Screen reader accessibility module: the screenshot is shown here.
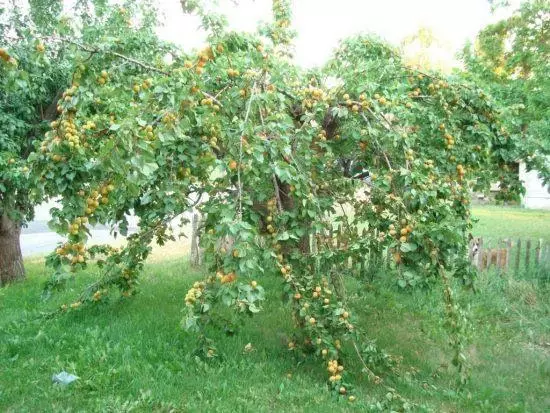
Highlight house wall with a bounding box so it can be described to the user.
[519,162,550,209]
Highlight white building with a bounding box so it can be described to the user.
[519,161,550,209]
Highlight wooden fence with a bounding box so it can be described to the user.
[189,216,550,279]
[469,237,550,275]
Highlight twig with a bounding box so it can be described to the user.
[360,112,393,170]
[272,174,284,212]
[214,84,230,99]
[363,106,394,131]
[109,50,170,75]
[352,340,378,381]
[44,36,171,75]
[202,91,223,107]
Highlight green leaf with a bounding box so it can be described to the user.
[400,243,418,252]
[248,303,261,313]
[141,162,159,177]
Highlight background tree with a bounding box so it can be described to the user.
[461,0,550,188]
[400,26,451,73]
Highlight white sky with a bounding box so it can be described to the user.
[155,0,516,68]
[3,0,518,68]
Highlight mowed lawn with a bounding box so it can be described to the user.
[0,206,549,412]
[472,205,550,244]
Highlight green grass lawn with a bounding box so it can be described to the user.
[472,205,550,244]
[1,206,549,412]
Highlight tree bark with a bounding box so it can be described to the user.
[0,214,25,286]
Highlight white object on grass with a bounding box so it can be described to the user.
[52,371,79,385]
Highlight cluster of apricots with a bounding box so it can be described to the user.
[217,271,237,284]
[388,218,414,244]
[193,44,224,74]
[0,47,17,65]
[51,110,81,149]
[81,183,113,216]
[327,359,345,382]
[97,69,109,85]
[299,85,326,109]
[456,164,466,182]
[341,92,372,113]
[162,112,177,125]
[265,198,278,234]
[92,289,108,301]
[185,281,206,305]
[55,241,86,265]
[427,79,449,92]
[143,124,155,141]
[136,77,152,92]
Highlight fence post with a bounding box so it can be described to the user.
[535,239,542,265]
[515,239,521,274]
[496,241,502,275]
[525,239,531,271]
[477,237,484,270]
[505,239,512,272]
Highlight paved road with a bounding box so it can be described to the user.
[21,221,136,257]
[21,201,195,257]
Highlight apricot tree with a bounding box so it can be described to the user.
[0,2,63,284]
[29,0,536,399]
[0,0,137,284]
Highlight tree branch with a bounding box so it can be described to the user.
[45,36,171,75]
[360,112,393,170]
[202,91,223,107]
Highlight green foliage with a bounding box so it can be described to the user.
[0,6,67,221]
[0,0,137,223]
[462,0,550,186]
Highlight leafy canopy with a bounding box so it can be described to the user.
[22,0,533,399]
[0,0,145,222]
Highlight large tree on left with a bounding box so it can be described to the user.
[0,0,65,284]
[0,0,133,285]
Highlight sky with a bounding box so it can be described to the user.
[154,0,515,69]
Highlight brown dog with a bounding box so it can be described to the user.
[470,237,508,271]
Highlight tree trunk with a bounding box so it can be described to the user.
[0,214,25,286]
